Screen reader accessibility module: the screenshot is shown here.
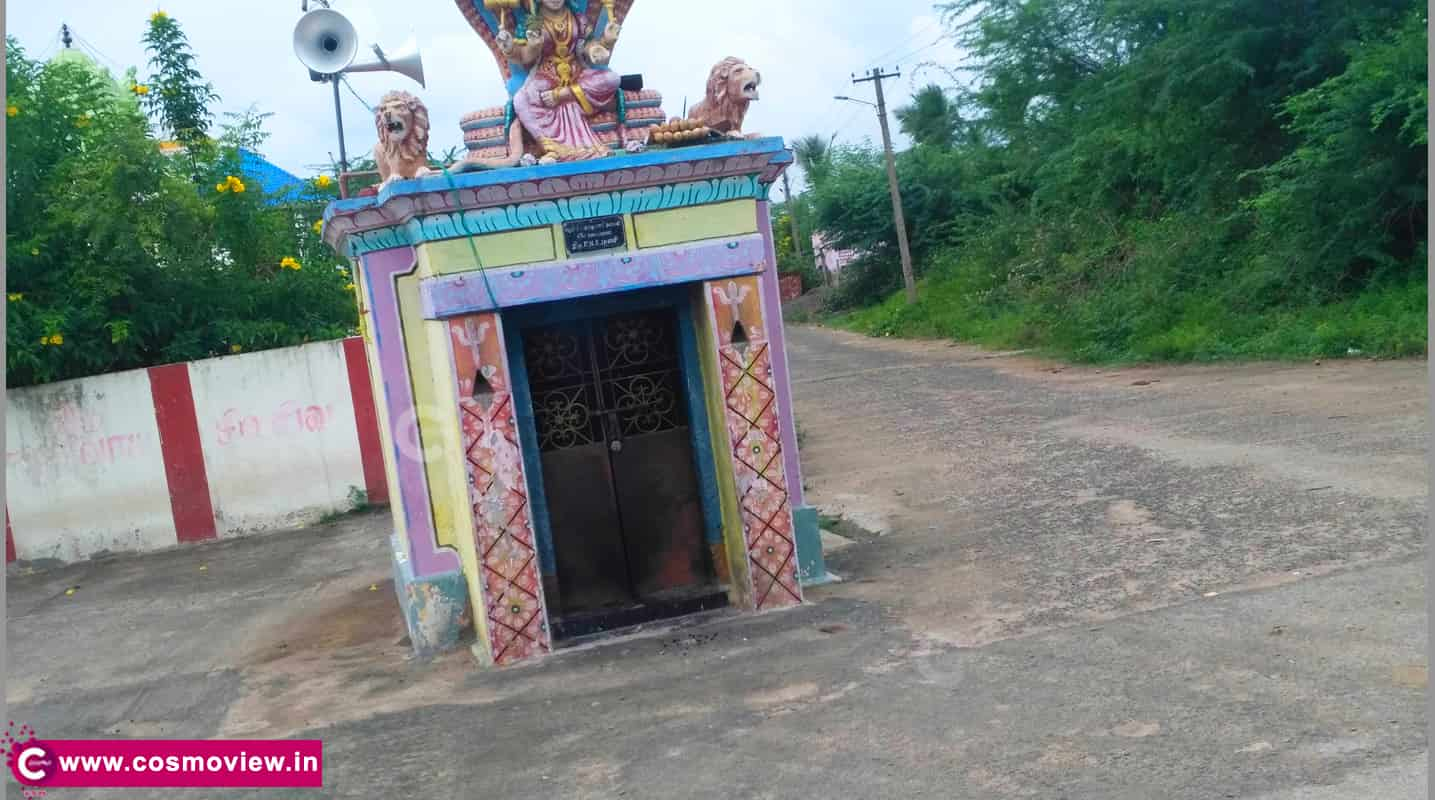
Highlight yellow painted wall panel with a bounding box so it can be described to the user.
[397,270,489,646]
[691,285,752,609]
[395,273,456,556]
[634,200,758,249]
[422,318,488,651]
[416,227,557,275]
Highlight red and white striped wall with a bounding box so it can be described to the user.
[6,337,388,564]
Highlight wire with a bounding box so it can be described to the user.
[439,167,502,312]
[887,34,951,71]
[859,19,943,73]
[33,27,62,63]
[339,75,373,112]
[70,31,126,73]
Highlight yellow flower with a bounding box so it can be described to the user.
[216,182,228,193]
[344,282,356,291]
[150,10,168,22]
[312,219,324,235]
[7,293,22,302]
[279,256,302,271]
[230,344,243,353]
[41,333,63,346]
[132,84,150,96]
[75,113,92,128]
[314,174,333,189]
[6,105,17,117]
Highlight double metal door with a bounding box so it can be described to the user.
[523,307,711,616]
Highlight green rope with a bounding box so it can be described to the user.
[439,166,502,312]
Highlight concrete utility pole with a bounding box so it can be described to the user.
[850,67,917,304]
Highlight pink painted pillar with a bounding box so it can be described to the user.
[755,200,806,507]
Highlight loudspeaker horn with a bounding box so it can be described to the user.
[345,36,426,88]
[293,8,359,75]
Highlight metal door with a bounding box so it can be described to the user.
[523,307,712,617]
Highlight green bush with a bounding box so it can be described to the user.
[6,19,354,388]
[808,0,1426,363]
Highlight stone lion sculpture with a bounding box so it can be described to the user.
[688,57,761,136]
[373,90,433,187]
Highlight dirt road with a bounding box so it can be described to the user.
[7,326,1426,798]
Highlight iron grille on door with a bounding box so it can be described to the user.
[525,309,688,452]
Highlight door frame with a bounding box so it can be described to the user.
[502,285,726,609]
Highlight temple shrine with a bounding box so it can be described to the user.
[320,0,825,665]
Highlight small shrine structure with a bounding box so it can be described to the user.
[321,0,825,665]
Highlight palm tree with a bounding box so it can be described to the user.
[793,133,833,187]
[895,84,956,149]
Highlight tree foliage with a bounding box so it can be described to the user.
[140,11,218,154]
[803,0,1426,360]
[6,23,354,388]
[895,84,958,149]
[792,134,834,187]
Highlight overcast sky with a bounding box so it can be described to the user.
[8,1,966,184]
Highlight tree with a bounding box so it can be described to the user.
[1247,7,1428,300]
[799,0,1426,359]
[140,11,218,158]
[895,84,957,149]
[793,134,833,187]
[6,26,355,388]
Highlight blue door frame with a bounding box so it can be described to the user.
[501,285,726,581]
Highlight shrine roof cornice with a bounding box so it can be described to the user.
[323,137,793,256]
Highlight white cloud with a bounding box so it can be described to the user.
[9,0,966,176]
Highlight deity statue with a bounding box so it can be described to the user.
[494,0,622,162]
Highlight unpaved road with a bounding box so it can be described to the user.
[7,326,1427,799]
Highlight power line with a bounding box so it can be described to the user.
[339,75,373,112]
[70,30,126,73]
[32,26,62,62]
[859,20,943,73]
[886,34,951,72]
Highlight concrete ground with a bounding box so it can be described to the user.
[7,326,1427,799]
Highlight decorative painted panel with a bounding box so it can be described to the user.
[421,235,767,318]
[703,276,803,610]
[345,176,770,256]
[447,314,552,665]
[324,137,788,246]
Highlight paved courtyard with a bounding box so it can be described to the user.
[7,326,1427,798]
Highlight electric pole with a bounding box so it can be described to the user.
[853,67,917,304]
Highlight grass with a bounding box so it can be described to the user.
[828,266,1426,364]
[318,487,374,525]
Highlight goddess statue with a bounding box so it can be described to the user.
[495,0,621,162]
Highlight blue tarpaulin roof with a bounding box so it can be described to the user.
[237,148,309,203]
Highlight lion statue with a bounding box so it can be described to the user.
[688,57,761,136]
[373,90,433,187]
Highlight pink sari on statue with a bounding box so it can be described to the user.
[512,11,620,159]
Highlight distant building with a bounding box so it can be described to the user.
[159,141,311,204]
[810,232,860,283]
